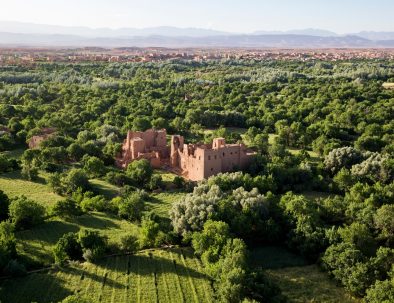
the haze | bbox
[0,0,393,34]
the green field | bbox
[17,212,139,266]
[0,248,214,303]
[0,171,62,207]
[146,192,185,218]
[251,246,359,303]
[90,179,121,199]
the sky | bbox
[0,0,393,33]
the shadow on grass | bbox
[249,246,309,269]
[97,250,209,281]
[17,221,79,244]
[73,213,120,230]
[0,271,73,303]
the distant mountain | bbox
[253,28,338,37]
[0,21,393,48]
[0,21,231,37]
[353,31,394,41]
[1,32,392,48]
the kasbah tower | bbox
[117,129,255,181]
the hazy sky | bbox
[0,0,393,33]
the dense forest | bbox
[0,59,393,303]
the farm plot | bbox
[17,212,139,267]
[0,248,214,303]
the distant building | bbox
[28,128,56,149]
[116,129,169,169]
[117,129,255,181]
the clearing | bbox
[0,171,62,207]
[250,246,359,303]
[17,212,139,266]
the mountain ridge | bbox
[0,21,394,48]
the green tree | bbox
[8,196,46,230]
[83,156,106,178]
[118,192,145,221]
[126,159,153,185]
[0,190,10,221]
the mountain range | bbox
[0,21,394,48]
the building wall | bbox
[175,139,255,181]
[118,129,255,181]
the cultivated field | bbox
[0,248,214,303]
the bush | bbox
[126,159,153,185]
[118,192,145,221]
[52,198,83,218]
[120,234,140,253]
[139,217,160,248]
[0,190,10,221]
[105,171,129,186]
[80,194,107,212]
[83,156,106,178]
[8,196,46,230]
[53,232,83,265]
[0,221,17,270]
[170,184,221,235]
[173,176,185,189]
[148,174,163,190]
[4,259,26,277]
[63,169,90,193]
[78,230,107,261]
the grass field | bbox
[146,192,185,218]
[90,179,121,199]
[0,248,214,303]
[0,171,62,207]
[250,246,359,303]
[267,266,359,303]
[17,212,139,266]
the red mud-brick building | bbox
[28,128,57,149]
[117,129,255,181]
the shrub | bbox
[52,198,83,218]
[53,232,83,265]
[83,156,106,178]
[120,234,140,253]
[80,195,107,212]
[8,196,46,230]
[148,174,163,190]
[170,184,221,235]
[139,217,160,248]
[4,259,26,277]
[324,147,363,174]
[126,159,153,185]
[173,175,185,189]
[78,230,107,261]
[0,190,10,221]
[63,169,90,193]
[118,192,145,221]
[0,221,17,270]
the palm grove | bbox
[0,58,393,302]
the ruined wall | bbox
[118,129,255,181]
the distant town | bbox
[1,47,394,65]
